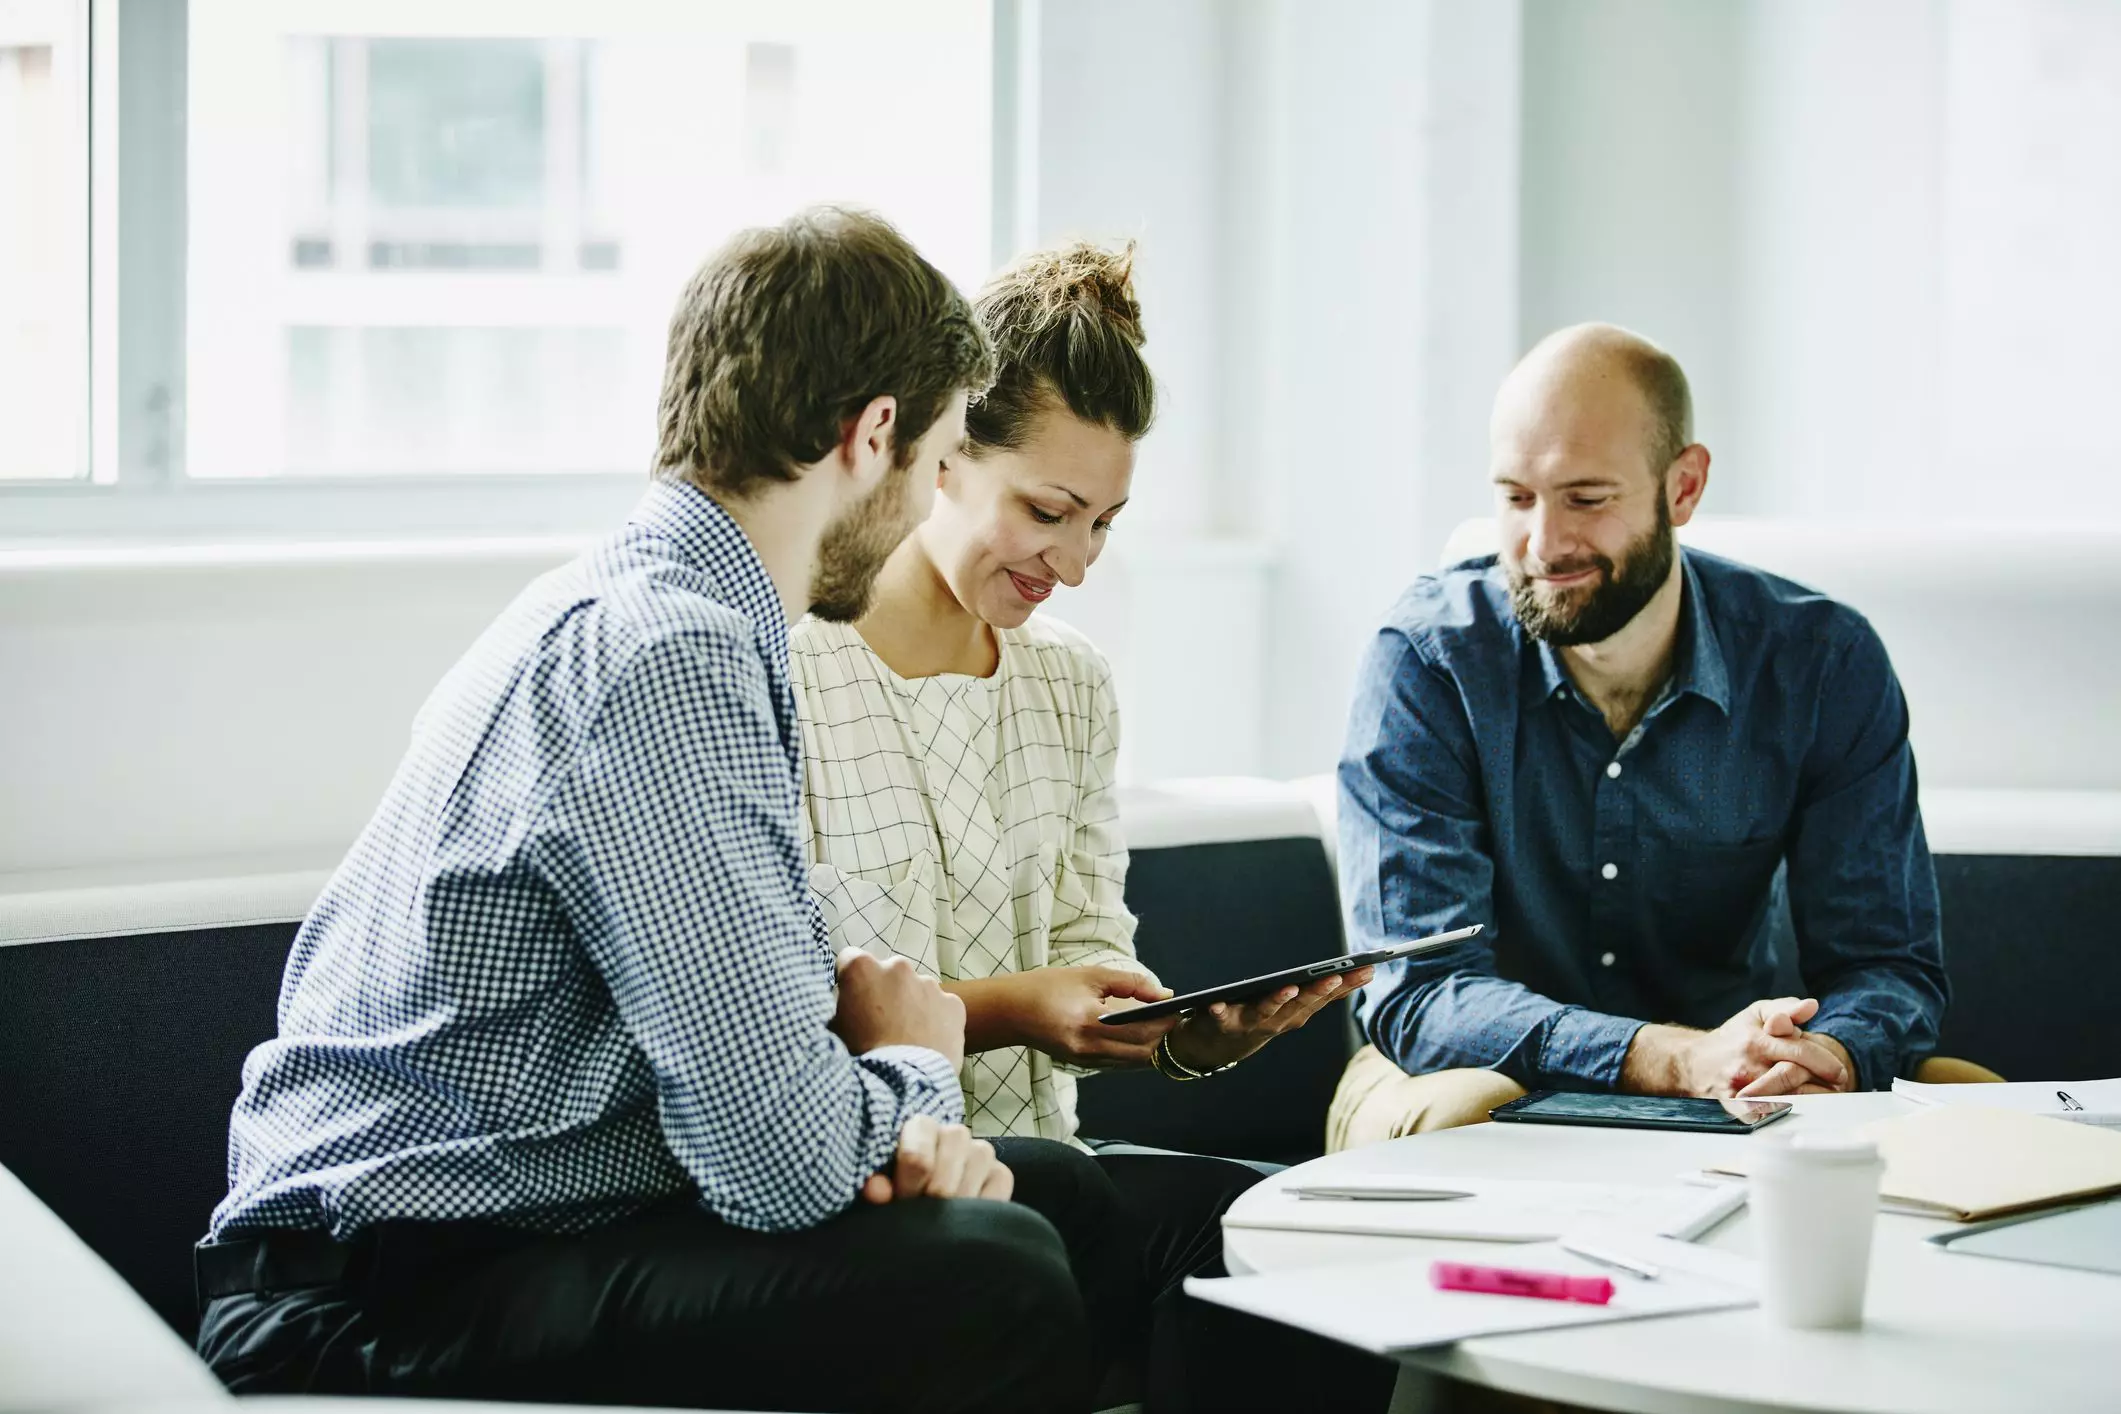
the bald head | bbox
[1488,325,1707,646]
[1492,323,1693,478]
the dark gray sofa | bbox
[1,781,2114,1343]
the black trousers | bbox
[1087,1143,1399,1414]
[198,1137,1394,1413]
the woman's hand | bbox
[952,965,1180,1068]
[1164,966,1376,1074]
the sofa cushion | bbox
[1072,834,1350,1167]
[1931,855,2120,1081]
[0,924,292,1339]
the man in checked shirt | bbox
[194,209,1131,1412]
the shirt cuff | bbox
[857,1044,967,1124]
[1051,949,1154,980]
[1535,1008,1646,1091]
[1803,1014,1889,1092]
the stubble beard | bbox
[808,464,918,624]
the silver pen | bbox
[2058,1089,2084,1112]
[1287,1185,1473,1202]
[1559,1239,1662,1281]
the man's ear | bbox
[1667,444,1711,528]
[840,395,898,490]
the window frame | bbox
[2,0,1025,543]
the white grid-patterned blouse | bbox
[790,613,1142,1143]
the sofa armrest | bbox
[0,1162,226,1409]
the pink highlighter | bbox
[1430,1261,1614,1306]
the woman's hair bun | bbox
[1014,240,1145,347]
[968,239,1154,451]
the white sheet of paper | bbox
[1892,1077,2121,1129]
[1185,1232,1756,1355]
[1222,1176,1745,1243]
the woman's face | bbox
[918,406,1134,629]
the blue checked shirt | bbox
[1342,549,1949,1095]
[212,481,963,1241]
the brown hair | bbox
[965,240,1155,454]
[654,206,995,497]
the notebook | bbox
[1929,1199,2121,1278]
[1708,1106,2121,1222]
[1184,1231,1756,1354]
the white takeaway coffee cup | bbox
[1748,1132,1885,1329]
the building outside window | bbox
[187,0,993,482]
[0,0,88,482]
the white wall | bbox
[1237,0,1523,778]
[1012,0,1274,779]
[0,533,1275,885]
[1445,516,2121,798]
[1030,1,1525,783]
[1727,0,1951,521]
[1023,0,1225,544]
[1519,0,1747,505]
[1521,0,2121,524]
[0,542,575,886]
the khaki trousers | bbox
[1326,1045,2006,1154]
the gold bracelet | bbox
[1152,1033,1234,1081]
[1150,1035,1197,1080]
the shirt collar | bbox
[1673,551,1731,715]
[628,477,790,665]
[1531,633,1572,704]
[1523,549,1731,717]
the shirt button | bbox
[1600,952,1617,968]
[1606,761,1622,779]
[1601,862,1619,881]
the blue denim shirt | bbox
[1341,549,1948,1093]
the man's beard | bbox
[1506,497,1675,646]
[808,463,917,623]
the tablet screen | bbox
[1510,1093,1790,1127]
[1095,924,1484,1025]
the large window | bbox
[6,0,995,530]
[0,0,88,482]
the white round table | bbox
[1221,1093,2121,1414]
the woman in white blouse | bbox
[792,243,1382,1411]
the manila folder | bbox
[1710,1106,2121,1222]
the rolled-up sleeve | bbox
[1786,619,1949,1089]
[1342,627,1642,1090]
[534,631,962,1233]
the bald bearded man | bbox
[1327,324,1996,1151]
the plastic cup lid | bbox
[1758,1133,1881,1168]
